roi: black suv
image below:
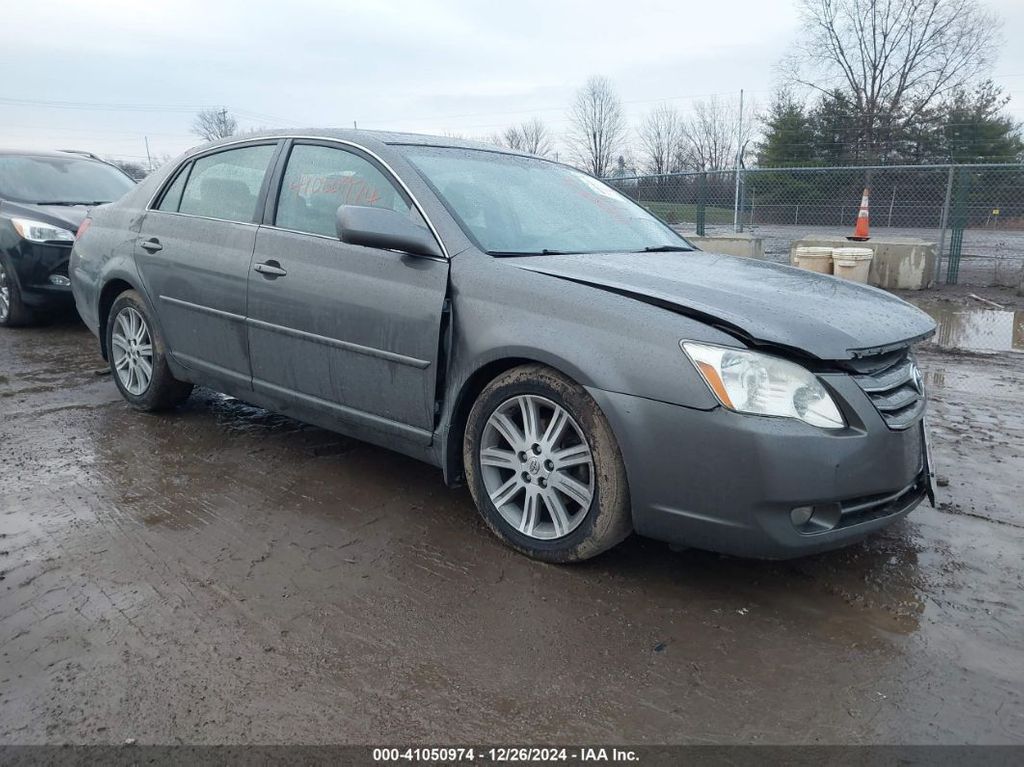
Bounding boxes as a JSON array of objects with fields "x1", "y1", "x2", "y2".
[{"x1": 0, "y1": 149, "x2": 135, "y2": 326}]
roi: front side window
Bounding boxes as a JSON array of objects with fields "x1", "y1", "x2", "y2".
[
  {"x1": 275, "y1": 144, "x2": 412, "y2": 238},
  {"x1": 177, "y1": 145, "x2": 276, "y2": 223},
  {"x1": 0, "y1": 155, "x2": 135, "y2": 205},
  {"x1": 401, "y1": 146, "x2": 691, "y2": 255}
]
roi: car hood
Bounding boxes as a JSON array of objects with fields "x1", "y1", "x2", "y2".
[
  {"x1": 504, "y1": 250, "x2": 936, "y2": 360},
  {"x1": 1, "y1": 200, "x2": 90, "y2": 234}
]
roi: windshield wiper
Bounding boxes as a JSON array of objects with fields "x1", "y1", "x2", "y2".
[
  {"x1": 638, "y1": 245, "x2": 694, "y2": 252},
  {"x1": 35, "y1": 200, "x2": 110, "y2": 206},
  {"x1": 487, "y1": 249, "x2": 578, "y2": 257}
]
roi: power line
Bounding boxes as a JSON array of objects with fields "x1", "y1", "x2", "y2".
[{"x1": 0, "y1": 96, "x2": 217, "y2": 113}]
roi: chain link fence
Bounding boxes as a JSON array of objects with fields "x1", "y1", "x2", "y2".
[{"x1": 606, "y1": 163, "x2": 1024, "y2": 288}]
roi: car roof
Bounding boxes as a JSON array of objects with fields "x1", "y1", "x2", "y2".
[
  {"x1": 195, "y1": 128, "x2": 535, "y2": 158},
  {"x1": 0, "y1": 148, "x2": 108, "y2": 161}
]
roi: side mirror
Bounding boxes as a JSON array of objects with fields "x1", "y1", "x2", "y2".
[{"x1": 336, "y1": 205, "x2": 443, "y2": 259}]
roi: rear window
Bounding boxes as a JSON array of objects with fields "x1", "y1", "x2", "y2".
[
  {"x1": 0, "y1": 155, "x2": 135, "y2": 205},
  {"x1": 176, "y1": 145, "x2": 276, "y2": 223}
]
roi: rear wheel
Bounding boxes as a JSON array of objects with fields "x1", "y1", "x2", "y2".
[
  {"x1": 464, "y1": 364, "x2": 631, "y2": 563},
  {"x1": 106, "y1": 289, "x2": 193, "y2": 411},
  {"x1": 0, "y1": 254, "x2": 35, "y2": 327}
]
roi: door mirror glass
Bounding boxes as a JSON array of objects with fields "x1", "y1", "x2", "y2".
[{"x1": 336, "y1": 205, "x2": 443, "y2": 258}]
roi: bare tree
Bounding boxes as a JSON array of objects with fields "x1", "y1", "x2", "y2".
[
  {"x1": 784, "y1": 0, "x2": 1000, "y2": 157},
  {"x1": 106, "y1": 158, "x2": 148, "y2": 180},
  {"x1": 677, "y1": 96, "x2": 753, "y2": 171},
  {"x1": 493, "y1": 118, "x2": 554, "y2": 156},
  {"x1": 637, "y1": 104, "x2": 684, "y2": 175},
  {"x1": 191, "y1": 108, "x2": 238, "y2": 142},
  {"x1": 566, "y1": 76, "x2": 627, "y2": 176},
  {"x1": 518, "y1": 118, "x2": 554, "y2": 156}
]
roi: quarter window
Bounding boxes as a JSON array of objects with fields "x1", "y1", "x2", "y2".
[
  {"x1": 275, "y1": 144, "x2": 412, "y2": 238},
  {"x1": 157, "y1": 163, "x2": 190, "y2": 212},
  {"x1": 177, "y1": 145, "x2": 276, "y2": 223}
]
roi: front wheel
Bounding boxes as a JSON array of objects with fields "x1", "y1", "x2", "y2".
[
  {"x1": 106, "y1": 289, "x2": 193, "y2": 411},
  {"x1": 464, "y1": 364, "x2": 631, "y2": 563},
  {"x1": 0, "y1": 254, "x2": 35, "y2": 327}
]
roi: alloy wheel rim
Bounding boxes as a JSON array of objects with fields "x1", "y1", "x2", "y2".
[
  {"x1": 479, "y1": 394, "x2": 595, "y2": 541},
  {"x1": 111, "y1": 307, "x2": 154, "y2": 396},
  {"x1": 0, "y1": 262, "x2": 10, "y2": 322}
]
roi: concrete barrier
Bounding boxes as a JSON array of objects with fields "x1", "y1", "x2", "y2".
[
  {"x1": 789, "y1": 236, "x2": 936, "y2": 290},
  {"x1": 686, "y1": 233, "x2": 764, "y2": 260}
]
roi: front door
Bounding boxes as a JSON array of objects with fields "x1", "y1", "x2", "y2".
[
  {"x1": 246, "y1": 141, "x2": 449, "y2": 443},
  {"x1": 136, "y1": 142, "x2": 279, "y2": 388}
]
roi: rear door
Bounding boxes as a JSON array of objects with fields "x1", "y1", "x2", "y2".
[
  {"x1": 246, "y1": 140, "x2": 449, "y2": 442},
  {"x1": 136, "y1": 142, "x2": 280, "y2": 388}
]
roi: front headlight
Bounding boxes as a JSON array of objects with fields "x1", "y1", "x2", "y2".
[
  {"x1": 11, "y1": 217, "x2": 75, "y2": 244},
  {"x1": 681, "y1": 341, "x2": 845, "y2": 430}
]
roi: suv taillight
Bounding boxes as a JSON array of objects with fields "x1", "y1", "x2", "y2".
[{"x1": 76, "y1": 218, "x2": 92, "y2": 239}]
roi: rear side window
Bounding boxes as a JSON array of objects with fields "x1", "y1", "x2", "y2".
[
  {"x1": 275, "y1": 144, "x2": 412, "y2": 237},
  {"x1": 157, "y1": 163, "x2": 190, "y2": 212},
  {"x1": 178, "y1": 145, "x2": 276, "y2": 223}
]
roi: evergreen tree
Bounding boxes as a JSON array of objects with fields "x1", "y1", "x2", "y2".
[
  {"x1": 941, "y1": 81, "x2": 1023, "y2": 163},
  {"x1": 810, "y1": 90, "x2": 861, "y2": 166},
  {"x1": 756, "y1": 91, "x2": 816, "y2": 168}
]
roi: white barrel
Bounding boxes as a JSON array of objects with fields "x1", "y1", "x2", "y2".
[
  {"x1": 792, "y1": 246, "x2": 834, "y2": 274},
  {"x1": 831, "y1": 247, "x2": 873, "y2": 283}
]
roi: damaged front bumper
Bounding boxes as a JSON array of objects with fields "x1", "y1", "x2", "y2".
[{"x1": 588, "y1": 375, "x2": 933, "y2": 560}]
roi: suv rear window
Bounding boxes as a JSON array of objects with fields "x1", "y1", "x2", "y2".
[{"x1": 0, "y1": 155, "x2": 134, "y2": 205}]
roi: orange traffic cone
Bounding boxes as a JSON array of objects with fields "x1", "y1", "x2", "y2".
[{"x1": 847, "y1": 187, "x2": 870, "y2": 241}]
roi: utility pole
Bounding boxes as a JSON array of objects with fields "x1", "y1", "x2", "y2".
[
  {"x1": 144, "y1": 136, "x2": 153, "y2": 172},
  {"x1": 733, "y1": 88, "x2": 744, "y2": 233}
]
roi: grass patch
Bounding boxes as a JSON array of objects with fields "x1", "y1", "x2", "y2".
[{"x1": 639, "y1": 201, "x2": 734, "y2": 225}]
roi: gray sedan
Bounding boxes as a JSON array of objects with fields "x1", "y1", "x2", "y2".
[{"x1": 70, "y1": 130, "x2": 936, "y2": 562}]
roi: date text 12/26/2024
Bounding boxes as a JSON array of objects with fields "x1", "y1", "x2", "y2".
[{"x1": 373, "y1": 747, "x2": 640, "y2": 762}]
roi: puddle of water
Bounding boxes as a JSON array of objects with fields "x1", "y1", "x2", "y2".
[{"x1": 919, "y1": 303, "x2": 1024, "y2": 353}]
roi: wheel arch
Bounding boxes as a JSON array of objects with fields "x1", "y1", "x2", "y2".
[
  {"x1": 97, "y1": 278, "x2": 139, "y2": 360},
  {"x1": 441, "y1": 351, "x2": 596, "y2": 487}
]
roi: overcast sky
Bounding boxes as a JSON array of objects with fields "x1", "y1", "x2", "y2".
[{"x1": 3, "y1": 0, "x2": 1023, "y2": 165}]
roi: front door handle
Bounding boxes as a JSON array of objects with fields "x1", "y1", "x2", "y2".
[
  {"x1": 253, "y1": 260, "x2": 287, "y2": 278},
  {"x1": 140, "y1": 238, "x2": 162, "y2": 253}
]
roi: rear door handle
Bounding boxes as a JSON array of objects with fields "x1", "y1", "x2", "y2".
[
  {"x1": 253, "y1": 260, "x2": 287, "y2": 277},
  {"x1": 140, "y1": 238, "x2": 162, "y2": 253}
]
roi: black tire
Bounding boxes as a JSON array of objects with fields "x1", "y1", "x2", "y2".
[
  {"x1": 106, "y1": 289, "x2": 193, "y2": 411},
  {"x1": 0, "y1": 253, "x2": 36, "y2": 327},
  {"x1": 464, "y1": 364, "x2": 632, "y2": 563}
]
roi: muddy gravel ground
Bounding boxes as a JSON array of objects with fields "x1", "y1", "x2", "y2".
[{"x1": 1, "y1": 310, "x2": 1022, "y2": 745}]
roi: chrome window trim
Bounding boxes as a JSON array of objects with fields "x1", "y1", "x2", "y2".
[
  {"x1": 258, "y1": 223, "x2": 448, "y2": 263},
  {"x1": 146, "y1": 139, "x2": 280, "y2": 222},
  {"x1": 146, "y1": 209, "x2": 262, "y2": 228},
  {"x1": 146, "y1": 136, "x2": 451, "y2": 260}
]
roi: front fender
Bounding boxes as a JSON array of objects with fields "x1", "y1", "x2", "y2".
[
  {"x1": 437, "y1": 251, "x2": 740, "y2": 483},
  {"x1": 448, "y1": 252, "x2": 738, "y2": 408}
]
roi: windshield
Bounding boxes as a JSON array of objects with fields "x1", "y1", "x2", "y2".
[
  {"x1": 0, "y1": 155, "x2": 135, "y2": 205},
  {"x1": 401, "y1": 146, "x2": 692, "y2": 255}
]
